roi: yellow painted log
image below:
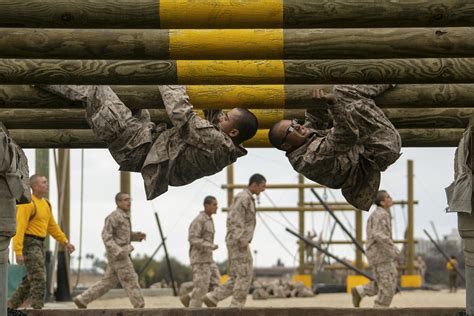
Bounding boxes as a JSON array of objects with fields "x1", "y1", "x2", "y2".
[
  {"x1": 160, "y1": 0, "x2": 283, "y2": 28},
  {"x1": 176, "y1": 60, "x2": 285, "y2": 85},
  {"x1": 169, "y1": 29, "x2": 283, "y2": 59}
]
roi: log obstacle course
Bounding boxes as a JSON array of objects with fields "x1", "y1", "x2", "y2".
[{"x1": 1, "y1": 0, "x2": 474, "y2": 148}]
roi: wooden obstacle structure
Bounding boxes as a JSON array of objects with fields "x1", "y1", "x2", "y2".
[{"x1": 1, "y1": 0, "x2": 474, "y2": 148}]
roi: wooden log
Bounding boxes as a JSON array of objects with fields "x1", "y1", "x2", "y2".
[
  {"x1": 1, "y1": 108, "x2": 472, "y2": 129},
  {"x1": 1, "y1": 84, "x2": 474, "y2": 110},
  {"x1": 3, "y1": 58, "x2": 474, "y2": 84},
  {"x1": 1, "y1": 0, "x2": 473, "y2": 28},
  {"x1": 3, "y1": 28, "x2": 474, "y2": 60},
  {"x1": 8, "y1": 128, "x2": 463, "y2": 148}
]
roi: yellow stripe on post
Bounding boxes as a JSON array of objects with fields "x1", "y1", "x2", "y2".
[
  {"x1": 177, "y1": 60, "x2": 285, "y2": 85},
  {"x1": 244, "y1": 129, "x2": 271, "y2": 148},
  {"x1": 169, "y1": 29, "x2": 283, "y2": 59},
  {"x1": 187, "y1": 85, "x2": 285, "y2": 109},
  {"x1": 160, "y1": 0, "x2": 283, "y2": 28}
]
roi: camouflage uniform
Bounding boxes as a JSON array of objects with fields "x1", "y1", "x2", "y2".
[
  {"x1": 0, "y1": 125, "x2": 30, "y2": 313},
  {"x1": 188, "y1": 211, "x2": 219, "y2": 308},
  {"x1": 8, "y1": 237, "x2": 46, "y2": 310},
  {"x1": 355, "y1": 206, "x2": 399, "y2": 307},
  {"x1": 445, "y1": 121, "x2": 474, "y2": 314},
  {"x1": 288, "y1": 85, "x2": 401, "y2": 211},
  {"x1": 39, "y1": 85, "x2": 247, "y2": 200},
  {"x1": 267, "y1": 280, "x2": 287, "y2": 298},
  {"x1": 252, "y1": 281, "x2": 269, "y2": 300},
  {"x1": 74, "y1": 208, "x2": 144, "y2": 308},
  {"x1": 179, "y1": 264, "x2": 220, "y2": 301},
  {"x1": 208, "y1": 189, "x2": 256, "y2": 307},
  {"x1": 290, "y1": 282, "x2": 314, "y2": 298}
]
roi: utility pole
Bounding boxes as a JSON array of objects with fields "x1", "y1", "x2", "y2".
[
  {"x1": 35, "y1": 149, "x2": 53, "y2": 300},
  {"x1": 56, "y1": 149, "x2": 71, "y2": 301}
]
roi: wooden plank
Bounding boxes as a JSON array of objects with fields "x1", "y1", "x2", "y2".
[
  {"x1": 1, "y1": 0, "x2": 474, "y2": 28},
  {"x1": 8, "y1": 128, "x2": 463, "y2": 148},
  {"x1": 1, "y1": 84, "x2": 474, "y2": 110},
  {"x1": 3, "y1": 28, "x2": 474, "y2": 59},
  {"x1": 283, "y1": 0, "x2": 474, "y2": 28},
  {"x1": 0, "y1": 108, "x2": 472, "y2": 129},
  {"x1": 3, "y1": 58, "x2": 474, "y2": 84}
]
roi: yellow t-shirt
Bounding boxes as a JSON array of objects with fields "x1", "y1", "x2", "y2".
[
  {"x1": 447, "y1": 259, "x2": 457, "y2": 271},
  {"x1": 13, "y1": 195, "x2": 68, "y2": 255}
]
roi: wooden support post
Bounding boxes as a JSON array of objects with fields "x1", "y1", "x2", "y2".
[
  {"x1": 226, "y1": 165, "x2": 234, "y2": 276},
  {"x1": 407, "y1": 160, "x2": 415, "y2": 275},
  {"x1": 298, "y1": 174, "x2": 305, "y2": 274},
  {"x1": 56, "y1": 149, "x2": 71, "y2": 301},
  {"x1": 120, "y1": 171, "x2": 131, "y2": 195},
  {"x1": 355, "y1": 210, "x2": 363, "y2": 270},
  {"x1": 35, "y1": 149, "x2": 49, "y2": 245},
  {"x1": 35, "y1": 148, "x2": 53, "y2": 301},
  {"x1": 226, "y1": 165, "x2": 234, "y2": 206}
]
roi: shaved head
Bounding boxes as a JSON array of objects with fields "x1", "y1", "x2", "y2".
[{"x1": 268, "y1": 121, "x2": 287, "y2": 150}]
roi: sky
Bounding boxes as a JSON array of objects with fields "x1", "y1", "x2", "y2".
[{"x1": 14, "y1": 146, "x2": 459, "y2": 270}]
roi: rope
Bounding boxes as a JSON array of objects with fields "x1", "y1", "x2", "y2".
[
  {"x1": 165, "y1": 180, "x2": 208, "y2": 234},
  {"x1": 261, "y1": 191, "x2": 298, "y2": 231},
  {"x1": 257, "y1": 212, "x2": 294, "y2": 259}
]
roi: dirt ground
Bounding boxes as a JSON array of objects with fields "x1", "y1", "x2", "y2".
[{"x1": 45, "y1": 289, "x2": 465, "y2": 309}]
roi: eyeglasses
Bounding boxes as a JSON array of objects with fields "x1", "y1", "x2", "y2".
[{"x1": 280, "y1": 119, "x2": 301, "y2": 147}]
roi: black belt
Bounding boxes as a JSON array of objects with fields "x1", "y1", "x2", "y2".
[{"x1": 25, "y1": 234, "x2": 45, "y2": 241}]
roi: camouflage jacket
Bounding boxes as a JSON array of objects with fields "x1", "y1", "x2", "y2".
[
  {"x1": 225, "y1": 189, "x2": 256, "y2": 248},
  {"x1": 188, "y1": 211, "x2": 216, "y2": 264},
  {"x1": 445, "y1": 123, "x2": 472, "y2": 214},
  {"x1": 102, "y1": 208, "x2": 142, "y2": 260},
  {"x1": 141, "y1": 85, "x2": 247, "y2": 200},
  {"x1": 365, "y1": 206, "x2": 400, "y2": 266},
  {"x1": 287, "y1": 85, "x2": 400, "y2": 211},
  {"x1": 0, "y1": 124, "x2": 31, "y2": 235}
]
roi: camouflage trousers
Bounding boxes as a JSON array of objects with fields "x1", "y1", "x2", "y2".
[
  {"x1": 189, "y1": 262, "x2": 221, "y2": 307},
  {"x1": 8, "y1": 237, "x2": 46, "y2": 309},
  {"x1": 209, "y1": 246, "x2": 253, "y2": 307},
  {"x1": 40, "y1": 85, "x2": 158, "y2": 172},
  {"x1": 449, "y1": 271, "x2": 458, "y2": 292},
  {"x1": 357, "y1": 261, "x2": 398, "y2": 307},
  {"x1": 76, "y1": 256, "x2": 144, "y2": 308}
]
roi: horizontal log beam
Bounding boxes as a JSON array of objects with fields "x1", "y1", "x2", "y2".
[
  {"x1": 2, "y1": 58, "x2": 474, "y2": 85},
  {"x1": 2, "y1": 84, "x2": 474, "y2": 109},
  {"x1": 3, "y1": 28, "x2": 474, "y2": 60},
  {"x1": 1, "y1": 108, "x2": 472, "y2": 129},
  {"x1": 7, "y1": 128, "x2": 463, "y2": 148},
  {"x1": 1, "y1": 0, "x2": 473, "y2": 28}
]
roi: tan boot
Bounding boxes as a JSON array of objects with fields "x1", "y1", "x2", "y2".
[
  {"x1": 351, "y1": 287, "x2": 362, "y2": 308},
  {"x1": 179, "y1": 294, "x2": 190, "y2": 307},
  {"x1": 73, "y1": 296, "x2": 87, "y2": 309},
  {"x1": 203, "y1": 293, "x2": 217, "y2": 307}
]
